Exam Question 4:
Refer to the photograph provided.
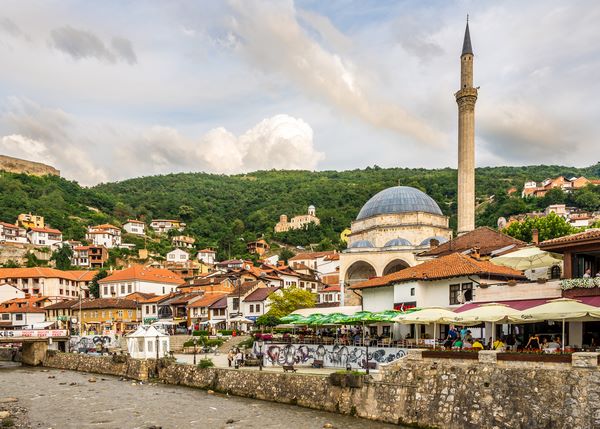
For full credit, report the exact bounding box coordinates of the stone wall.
[0,347,21,362]
[44,351,154,381]
[43,351,600,429]
[0,155,60,176]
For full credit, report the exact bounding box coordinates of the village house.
[188,293,227,328]
[0,283,25,304]
[166,248,189,263]
[289,251,340,276]
[71,245,108,268]
[150,219,186,235]
[522,176,600,198]
[179,275,236,295]
[172,235,195,249]
[317,284,341,306]
[246,239,270,256]
[242,287,280,322]
[274,205,320,233]
[27,227,63,248]
[197,249,216,265]
[44,299,80,330]
[16,213,44,229]
[79,298,141,334]
[0,296,50,329]
[0,222,27,243]
[135,293,173,325]
[86,224,122,249]
[215,259,244,271]
[99,265,184,298]
[0,268,96,302]
[226,280,264,320]
[123,219,146,236]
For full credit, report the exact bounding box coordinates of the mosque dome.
[349,240,374,249]
[356,186,443,221]
[419,236,449,246]
[384,238,412,247]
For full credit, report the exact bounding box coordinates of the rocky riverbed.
[0,364,400,429]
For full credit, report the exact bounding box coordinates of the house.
[544,204,568,217]
[136,294,171,325]
[86,224,122,249]
[27,227,62,248]
[274,205,320,233]
[172,235,195,249]
[246,239,270,256]
[289,251,339,275]
[123,220,146,236]
[522,176,598,198]
[71,245,108,268]
[197,249,216,265]
[215,259,244,271]
[0,268,96,302]
[165,293,203,327]
[317,284,341,306]
[350,253,525,312]
[226,281,264,319]
[78,298,141,333]
[419,226,527,259]
[166,248,189,264]
[0,283,25,304]
[0,296,48,329]
[179,275,236,295]
[188,293,227,327]
[242,287,280,321]
[0,222,27,243]
[16,213,44,229]
[44,299,80,330]
[99,265,184,298]
[150,219,186,235]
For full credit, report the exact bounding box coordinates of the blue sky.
[0,1,598,184]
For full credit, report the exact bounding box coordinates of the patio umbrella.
[510,298,600,352]
[490,247,562,271]
[445,303,523,345]
[279,314,304,323]
[394,307,456,349]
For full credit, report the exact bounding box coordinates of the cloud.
[224,0,443,145]
[0,17,28,40]
[49,26,136,64]
[123,114,323,177]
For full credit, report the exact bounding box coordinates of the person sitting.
[443,335,454,349]
[525,333,541,350]
[452,338,463,350]
[472,339,484,350]
[493,338,506,351]
[544,338,560,352]
[584,268,592,278]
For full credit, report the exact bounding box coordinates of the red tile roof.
[79,298,138,310]
[100,265,184,285]
[289,251,336,261]
[539,229,600,248]
[419,227,526,257]
[0,296,49,313]
[0,222,19,229]
[243,287,280,302]
[0,268,97,281]
[29,227,61,234]
[350,253,525,290]
[44,299,80,310]
[188,293,227,308]
[320,285,340,292]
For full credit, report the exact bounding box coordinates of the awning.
[575,296,600,307]
[30,321,57,329]
[454,298,555,313]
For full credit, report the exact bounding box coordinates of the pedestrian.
[227,350,234,367]
[235,350,243,369]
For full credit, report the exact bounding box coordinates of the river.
[0,363,401,429]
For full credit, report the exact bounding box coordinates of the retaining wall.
[43,350,600,429]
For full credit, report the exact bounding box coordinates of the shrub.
[184,338,224,348]
[198,358,214,369]
[237,337,254,349]
[192,330,209,336]
[217,329,234,336]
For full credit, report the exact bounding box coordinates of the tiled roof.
[0,268,97,281]
[419,227,526,257]
[79,298,138,310]
[228,282,259,297]
[0,222,19,229]
[539,229,600,248]
[209,296,228,309]
[169,293,203,305]
[289,251,336,261]
[91,224,119,230]
[350,253,525,290]
[198,249,216,253]
[139,293,174,303]
[0,296,50,313]
[320,285,340,292]
[243,287,280,302]
[124,292,157,301]
[44,299,80,310]
[125,219,145,224]
[100,265,184,285]
[188,293,227,308]
[29,227,61,234]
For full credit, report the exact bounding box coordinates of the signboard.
[394,302,417,311]
[0,329,68,338]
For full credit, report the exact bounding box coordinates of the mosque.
[340,20,478,304]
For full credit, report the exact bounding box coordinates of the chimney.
[472,246,481,260]
[532,228,539,245]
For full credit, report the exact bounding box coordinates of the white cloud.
[49,26,136,64]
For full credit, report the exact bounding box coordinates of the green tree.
[278,247,295,264]
[51,245,73,270]
[2,259,20,268]
[574,190,600,212]
[26,252,42,268]
[255,314,281,328]
[316,237,334,251]
[89,269,109,298]
[266,286,316,318]
[502,212,579,242]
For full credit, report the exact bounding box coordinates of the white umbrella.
[395,307,457,349]
[491,247,562,271]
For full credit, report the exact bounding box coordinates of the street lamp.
[193,338,198,365]
[155,335,159,361]
[256,339,264,371]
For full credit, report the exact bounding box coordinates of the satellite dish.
[497,217,507,230]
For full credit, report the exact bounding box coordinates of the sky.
[0,0,599,185]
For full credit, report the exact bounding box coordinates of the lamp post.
[193,338,198,365]
[155,335,159,361]
[256,339,264,371]
[365,341,370,375]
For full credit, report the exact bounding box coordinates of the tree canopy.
[266,286,316,318]
[501,212,580,242]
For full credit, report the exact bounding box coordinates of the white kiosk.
[126,325,170,359]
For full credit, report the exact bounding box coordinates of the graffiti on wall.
[254,343,407,369]
[69,335,119,352]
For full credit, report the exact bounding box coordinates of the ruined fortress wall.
[0,155,60,177]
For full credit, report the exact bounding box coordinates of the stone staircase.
[217,335,249,353]
[169,335,192,352]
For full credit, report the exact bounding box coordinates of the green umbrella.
[279,314,304,323]
[321,313,351,325]
[338,311,380,324]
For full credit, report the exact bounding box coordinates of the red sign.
[0,329,68,338]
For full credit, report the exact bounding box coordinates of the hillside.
[1,163,600,259]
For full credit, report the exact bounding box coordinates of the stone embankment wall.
[0,348,21,362]
[44,351,153,381]
[0,155,60,176]
[44,350,600,429]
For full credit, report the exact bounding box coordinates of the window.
[103,286,108,296]
[462,283,473,302]
[152,305,156,313]
[128,284,132,293]
[255,304,261,313]
[118,310,123,317]
[145,306,149,314]
[15,314,23,321]
[449,284,461,305]
[128,310,133,318]
[249,304,254,313]
[121,285,125,294]
[101,311,105,318]
[1,314,9,320]
[410,288,415,296]
[449,283,473,305]
[59,289,63,295]
[550,265,561,279]
[232,298,239,310]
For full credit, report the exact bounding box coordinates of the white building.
[166,248,189,263]
[242,287,280,322]
[99,265,184,298]
[0,268,95,301]
[0,283,25,304]
[197,249,216,265]
[27,227,63,248]
[123,220,146,236]
[0,296,47,328]
[172,235,195,249]
[289,251,340,276]
[86,224,122,249]
[318,284,341,306]
[150,219,186,235]
[0,222,27,243]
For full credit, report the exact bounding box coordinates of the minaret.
[455,18,478,235]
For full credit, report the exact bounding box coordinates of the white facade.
[0,222,27,243]
[150,220,185,234]
[127,325,169,359]
[86,225,122,249]
[167,248,189,263]
[123,221,146,236]
[141,302,159,321]
[197,250,216,265]
[0,311,45,328]
[0,284,25,304]
[100,280,179,298]
[27,229,63,248]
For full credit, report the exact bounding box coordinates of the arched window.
[550,265,561,279]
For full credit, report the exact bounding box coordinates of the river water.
[0,363,401,429]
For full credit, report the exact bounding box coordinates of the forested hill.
[1,163,600,255]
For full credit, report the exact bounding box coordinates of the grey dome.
[356,186,443,220]
[384,238,412,247]
[420,236,449,246]
[349,240,374,249]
